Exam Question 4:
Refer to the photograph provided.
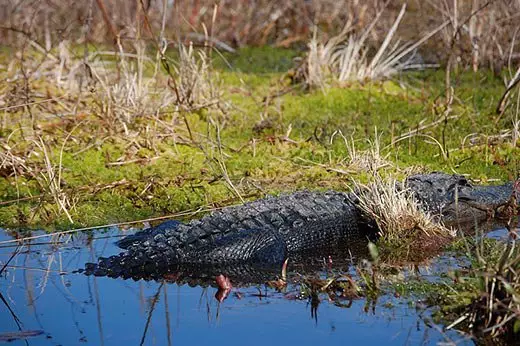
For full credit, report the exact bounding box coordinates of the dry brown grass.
[2,0,519,70]
[445,230,520,341]
[352,175,452,242]
[303,4,447,88]
[331,129,392,173]
[0,1,226,224]
[171,42,222,110]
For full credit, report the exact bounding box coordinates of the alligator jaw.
[441,183,516,226]
[406,173,517,227]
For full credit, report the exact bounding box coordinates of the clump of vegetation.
[97,40,167,127]
[438,232,520,342]
[302,4,445,89]
[352,174,454,259]
[172,42,222,110]
[334,129,392,173]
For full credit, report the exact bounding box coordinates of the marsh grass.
[352,174,453,259]
[0,30,226,225]
[436,230,520,341]
[171,43,221,110]
[497,64,520,146]
[90,39,224,133]
[332,129,391,173]
[3,1,520,69]
[353,176,451,239]
[0,1,519,230]
[1,52,518,229]
[97,40,158,127]
[31,137,74,224]
[303,4,446,89]
[0,137,32,180]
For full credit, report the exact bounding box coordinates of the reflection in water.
[0,228,470,345]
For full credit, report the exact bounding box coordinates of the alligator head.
[406,172,517,227]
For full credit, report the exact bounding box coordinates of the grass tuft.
[355,175,451,244]
[302,4,446,89]
[442,231,520,341]
[171,42,222,110]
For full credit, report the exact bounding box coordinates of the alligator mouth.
[441,183,517,227]
[441,201,491,227]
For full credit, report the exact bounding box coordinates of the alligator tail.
[82,246,180,279]
[83,254,130,278]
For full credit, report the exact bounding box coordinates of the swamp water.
[0,227,487,346]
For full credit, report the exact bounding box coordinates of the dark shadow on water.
[0,227,473,346]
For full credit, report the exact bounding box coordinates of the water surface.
[0,228,474,345]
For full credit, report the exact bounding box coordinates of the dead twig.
[496,66,520,115]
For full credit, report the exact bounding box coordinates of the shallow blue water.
[0,228,473,345]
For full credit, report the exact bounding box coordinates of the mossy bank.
[0,47,518,230]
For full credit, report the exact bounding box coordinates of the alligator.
[83,172,518,280]
[85,235,372,283]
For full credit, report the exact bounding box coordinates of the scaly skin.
[405,172,515,226]
[83,173,517,279]
[84,190,367,278]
